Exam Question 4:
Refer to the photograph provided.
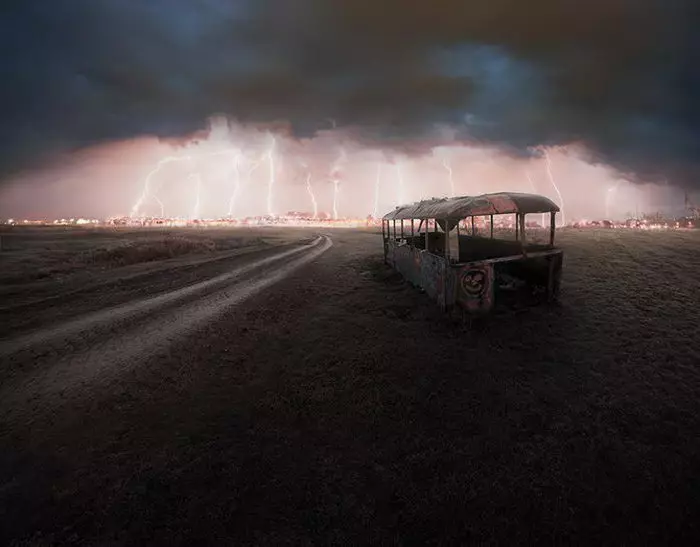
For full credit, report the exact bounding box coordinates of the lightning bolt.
[395,161,405,206]
[190,173,203,219]
[131,156,189,217]
[373,162,382,218]
[227,150,243,217]
[134,146,266,219]
[306,172,318,219]
[194,148,258,218]
[153,194,165,218]
[246,156,261,185]
[525,169,547,227]
[543,149,566,227]
[299,161,319,219]
[330,148,347,220]
[525,169,535,191]
[236,153,261,218]
[332,180,340,220]
[185,149,245,218]
[265,134,276,216]
[605,180,623,219]
[442,158,455,198]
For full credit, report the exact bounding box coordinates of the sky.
[0,1,698,219]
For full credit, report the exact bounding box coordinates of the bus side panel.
[445,265,458,310]
[393,244,413,282]
[399,247,423,287]
[455,262,495,313]
[420,253,447,310]
[412,249,423,287]
[386,240,396,266]
[386,242,427,289]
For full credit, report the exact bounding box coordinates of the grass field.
[343,227,700,543]
[0,225,306,313]
[0,225,296,284]
[2,226,700,544]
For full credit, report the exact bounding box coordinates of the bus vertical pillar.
[426,219,431,251]
[520,214,527,256]
[515,214,520,241]
[444,221,451,312]
[548,212,557,301]
[490,215,494,238]
[382,220,387,263]
[455,219,461,261]
[550,212,556,246]
[444,220,451,260]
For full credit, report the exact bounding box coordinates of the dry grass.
[0,225,288,284]
[324,228,700,544]
[82,236,219,266]
[170,227,700,545]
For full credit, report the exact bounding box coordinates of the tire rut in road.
[0,238,316,338]
[0,236,333,417]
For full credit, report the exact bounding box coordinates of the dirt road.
[0,235,332,419]
[1,228,700,545]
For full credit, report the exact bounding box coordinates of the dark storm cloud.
[2,0,699,187]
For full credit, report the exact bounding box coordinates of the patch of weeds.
[81,236,218,267]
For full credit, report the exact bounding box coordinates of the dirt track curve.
[0,235,332,418]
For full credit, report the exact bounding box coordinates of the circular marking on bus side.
[461,268,487,297]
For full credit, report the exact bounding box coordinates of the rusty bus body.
[381,192,563,314]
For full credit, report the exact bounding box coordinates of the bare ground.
[1,227,700,545]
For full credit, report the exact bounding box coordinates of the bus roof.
[382,192,560,221]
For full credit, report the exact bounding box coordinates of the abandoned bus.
[381,192,563,314]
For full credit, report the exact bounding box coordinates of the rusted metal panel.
[412,249,424,287]
[385,243,423,287]
[444,266,458,309]
[459,249,563,268]
[393,245,417,285]
[406,249,424,287]
[384,229,563,315]
[420,252,447,310]
[383,192,560,221]
[386,241,397,266]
